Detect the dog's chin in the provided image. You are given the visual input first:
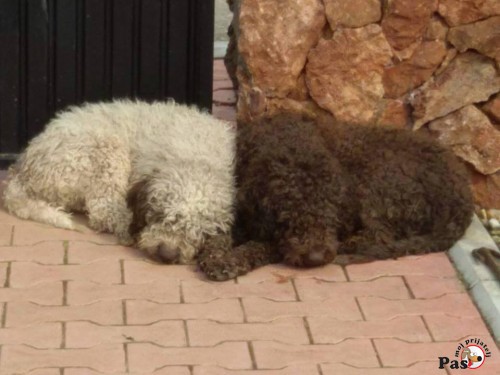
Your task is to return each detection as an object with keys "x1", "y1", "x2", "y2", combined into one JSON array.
[{"x1": 137, "y1": 233, "x2": 198, "y2": 265}]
